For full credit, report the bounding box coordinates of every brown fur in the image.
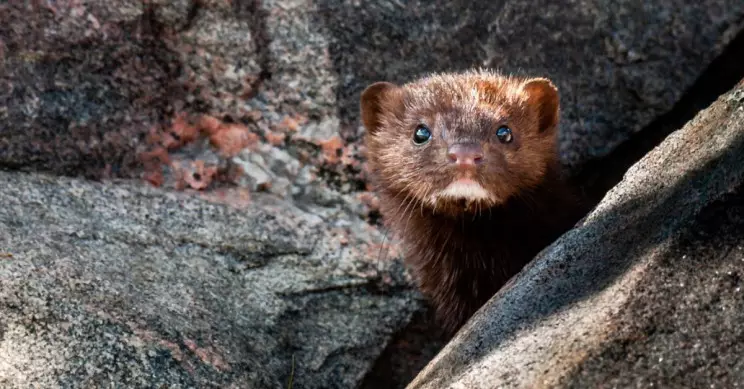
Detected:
[360,69,580,334]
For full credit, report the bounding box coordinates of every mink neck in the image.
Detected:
[376,171,579,334]
[380,171,575,263]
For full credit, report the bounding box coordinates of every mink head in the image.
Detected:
[360,70,561,216]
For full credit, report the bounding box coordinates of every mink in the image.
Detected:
[360,69,581,334]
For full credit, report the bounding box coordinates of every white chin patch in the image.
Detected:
[436,180,491,201]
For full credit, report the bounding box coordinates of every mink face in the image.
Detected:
[360,70,577,335]
[361,71,561,217]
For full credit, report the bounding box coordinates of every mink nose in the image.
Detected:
[447,143,484,167]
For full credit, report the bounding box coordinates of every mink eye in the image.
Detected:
[496,126,513,143]
[413,124,432,145]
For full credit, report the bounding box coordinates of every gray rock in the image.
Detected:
[0,173,419,388]
[233,150,273,191]
[0,1,186,178]
[3,1,743,180]
[406,80,744,388]
[295,117,342,144]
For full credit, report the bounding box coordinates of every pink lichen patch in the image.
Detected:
[172,160,218,191]
[183,338,231,372]
[166,112,201,148]
[208,123,260,157]
[319,135,345,164]
[265,130,286,146]
[198,114,223,136]
[143,113,201,151]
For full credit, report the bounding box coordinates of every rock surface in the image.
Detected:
[407,80,744,388]
[0,173,418,389]
[2,1,744,184]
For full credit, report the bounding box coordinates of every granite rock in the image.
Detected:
[2,0,743,181]
[0,173,418,389]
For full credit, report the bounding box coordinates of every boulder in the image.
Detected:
[406,80,744,388]
[0,174,419,388]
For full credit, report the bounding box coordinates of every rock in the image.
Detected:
[0,1,185,178]
[0,172,419,388]
[3,1,743,181]
[406,79,744,388]
[232,150,274,191]
[295,117,343,145]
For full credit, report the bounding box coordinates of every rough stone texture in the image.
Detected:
[0,1,184,177]
[2,1,744,184]
[0,173,419,389]
[406,80,744,388]
[564,184,744,388]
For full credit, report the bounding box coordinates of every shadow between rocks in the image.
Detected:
[571,28,744,205]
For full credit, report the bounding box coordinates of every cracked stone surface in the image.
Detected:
[407,79,744,389]
[0,173,419,388]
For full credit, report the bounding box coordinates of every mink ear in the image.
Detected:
[360,81,402,135]
[522,78,560,133]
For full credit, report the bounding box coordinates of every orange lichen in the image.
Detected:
[319,135,345,164]
[208,123,259,157]
[198,114,223,135]
[183,338,231,372]
[172,160,218,191]
[265,130,286,146]
[167,112,200,146]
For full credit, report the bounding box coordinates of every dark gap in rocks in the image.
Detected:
[358,305,448,389]
[571,28,744,207]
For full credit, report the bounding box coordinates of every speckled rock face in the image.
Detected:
[406,80,744,388]
[2,0,743,187]
[0,173,418,388]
